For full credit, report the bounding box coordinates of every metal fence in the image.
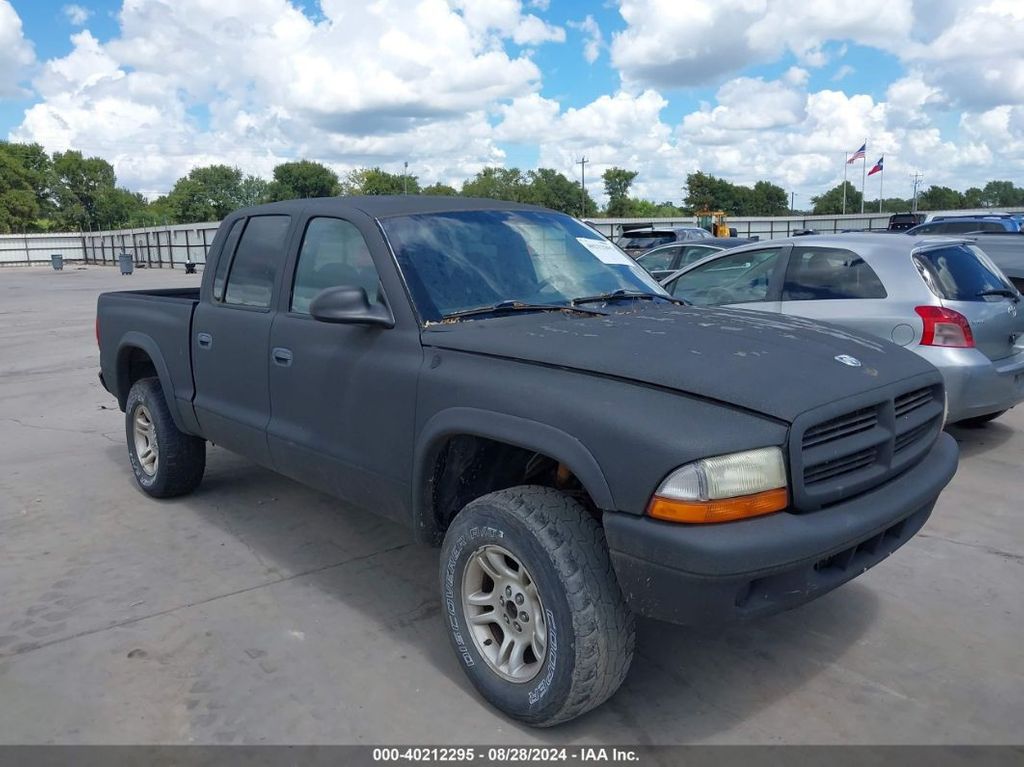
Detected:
[0,222,220,268]
[3,208,1021,268]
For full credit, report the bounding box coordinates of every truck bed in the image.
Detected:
[97,287,200,419]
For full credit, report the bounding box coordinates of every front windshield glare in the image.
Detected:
[381,210,668,322]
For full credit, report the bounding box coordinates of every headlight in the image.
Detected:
[647,446,789,524]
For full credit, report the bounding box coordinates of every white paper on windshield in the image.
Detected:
[576,237,634,266]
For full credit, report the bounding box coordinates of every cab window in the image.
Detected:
[223,215,291,308]
[291,218,382,314]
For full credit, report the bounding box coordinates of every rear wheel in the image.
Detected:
[439,486,635,727]
[958,409,1007,427]
[125,378,205,497]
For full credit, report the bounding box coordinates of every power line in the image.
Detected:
[910,172,924,212]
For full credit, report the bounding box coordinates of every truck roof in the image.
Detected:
[234,195,545,219]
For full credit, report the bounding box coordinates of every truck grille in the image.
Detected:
[790,382,944,511]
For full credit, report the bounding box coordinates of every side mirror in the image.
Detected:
[309,285,394,328]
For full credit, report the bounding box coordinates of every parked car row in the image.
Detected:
[651,233,1024,425]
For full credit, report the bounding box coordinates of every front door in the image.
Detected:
[267,215,421,523]
[192,214,294,466]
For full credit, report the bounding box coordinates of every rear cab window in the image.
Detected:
[913,244,1017,302]
[221,215,291,308]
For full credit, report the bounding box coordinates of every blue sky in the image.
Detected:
[1,0,1021,204]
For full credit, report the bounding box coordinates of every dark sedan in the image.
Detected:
[635,237,755,280]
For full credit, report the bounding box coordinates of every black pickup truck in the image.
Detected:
[97,197,959,726]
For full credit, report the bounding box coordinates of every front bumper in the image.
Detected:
[604,432,959,625]
[916,346,1024,423]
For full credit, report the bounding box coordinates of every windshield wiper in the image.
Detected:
[571,289,686,306]
[977,288,1020,301]
[440,300,607,321]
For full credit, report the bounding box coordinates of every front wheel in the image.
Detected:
[125,378,205,498]
[439,486,635,727]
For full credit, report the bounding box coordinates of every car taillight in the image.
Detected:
[915,306,974,348]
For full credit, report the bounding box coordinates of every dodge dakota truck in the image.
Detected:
[97,197,959,726]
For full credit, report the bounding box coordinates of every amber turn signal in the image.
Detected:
[647,487,789,524]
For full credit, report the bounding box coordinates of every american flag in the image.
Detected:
[847,143,866,163]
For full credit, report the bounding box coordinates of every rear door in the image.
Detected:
[663,246,789,312]
[778,246,898,342]
[913,244,1024,361]
[192,214,295,465]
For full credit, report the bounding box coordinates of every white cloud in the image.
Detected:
[62,4,92,26]
[0,0,35,98]
[610,0,914,88]
[11,0,562,195]
[567,15,603,64]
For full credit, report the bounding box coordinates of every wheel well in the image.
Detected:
[427,435,598,544]
[118,346,158,407]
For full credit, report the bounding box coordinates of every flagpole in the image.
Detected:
[860,138,867,214]
[879,163,884,213]
[842,153,848,215]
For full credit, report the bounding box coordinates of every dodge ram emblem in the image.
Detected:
[834,354,862,367]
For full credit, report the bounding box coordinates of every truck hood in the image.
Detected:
[422,304,937,422]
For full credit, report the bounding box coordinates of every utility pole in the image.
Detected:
[790,191,796,213]
[578,156,589,218]
[403,161,409,195]
[910,172,924,212]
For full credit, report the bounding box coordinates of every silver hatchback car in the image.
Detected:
[660,233,1024,425]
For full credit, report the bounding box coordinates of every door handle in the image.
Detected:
[272,347,293,367]
[197,332,213,349]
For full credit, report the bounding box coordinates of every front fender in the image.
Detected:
[412,407,615,542]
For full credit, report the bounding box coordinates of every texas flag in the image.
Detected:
[868,156,884,176]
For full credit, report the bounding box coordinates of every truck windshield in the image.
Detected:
[382,210,668,322]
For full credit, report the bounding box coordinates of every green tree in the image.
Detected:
[50,150,119,230]
[165,165,248,223]
[749,180,788,215]
[683,171,752,214]
[268,160,340,201]
[96,187,149,228]
[342,167,419,195]
[962,187,985,208]
[917,185,964,211]
[811,181,862,215]
[238,174,270,207]
[524,168,596,216]
[461,167,528,201]
[981,180,1024,208]
[602,167,639,216]
[421,182,458,196]
[625,198,684,217]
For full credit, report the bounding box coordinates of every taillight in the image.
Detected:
[915,306,974,348]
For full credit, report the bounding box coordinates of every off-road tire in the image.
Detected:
[439,486,635,726]
[125,377,205,498]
